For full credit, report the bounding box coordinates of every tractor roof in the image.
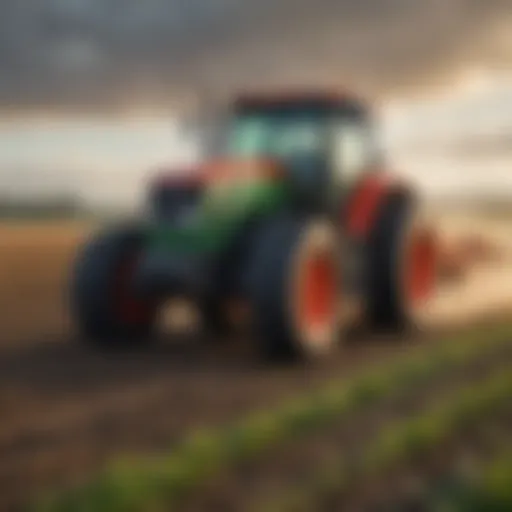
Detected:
[233,89,367,115]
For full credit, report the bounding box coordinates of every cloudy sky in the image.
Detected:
[0,0,511,111]
[0,0,511,206]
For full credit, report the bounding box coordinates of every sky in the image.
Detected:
[384,70,512,199]
[2,70,512,208]
[1,0,511,110]
[0,0,511,207]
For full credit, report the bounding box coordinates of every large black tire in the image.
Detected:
[366,194,435,330]
[246,216,343,361]
[71,225,158,348]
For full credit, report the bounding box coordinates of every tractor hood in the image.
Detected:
[147,158,291,256]
[201,157,286,183]
[200,158,288,216]
[151,158,285,188]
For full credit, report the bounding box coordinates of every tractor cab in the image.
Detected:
[151,92,383,221]
[213,92,382,211]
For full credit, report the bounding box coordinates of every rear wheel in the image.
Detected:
[366,196,438,330]
[247,216,342,361]
[71,225,158,348]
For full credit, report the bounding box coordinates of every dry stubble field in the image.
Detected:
[0,213,511,510]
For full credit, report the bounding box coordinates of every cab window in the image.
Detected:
[331,120,375,185]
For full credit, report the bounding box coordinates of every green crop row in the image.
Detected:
[418,444,512,512]
[34,323,512,512]
[453,449,512,511]
[260,366,512,512]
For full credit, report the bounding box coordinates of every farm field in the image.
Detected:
[0,212,511,511]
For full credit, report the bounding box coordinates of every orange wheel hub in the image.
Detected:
[299,251,337,337]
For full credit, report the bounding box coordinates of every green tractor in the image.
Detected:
[71,91,438,360]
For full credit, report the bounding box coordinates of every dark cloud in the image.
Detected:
[0,0,510,111]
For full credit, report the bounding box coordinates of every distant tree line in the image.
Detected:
[0,195,90,219]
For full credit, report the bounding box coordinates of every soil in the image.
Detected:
[0,215,510,511]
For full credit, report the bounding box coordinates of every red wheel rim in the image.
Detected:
[113,256,153,325]
[405,230,437,305]
[298,251,337,341]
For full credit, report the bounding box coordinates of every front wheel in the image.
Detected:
[247,216,343,361]
[71,225,158,348]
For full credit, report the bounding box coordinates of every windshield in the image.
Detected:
[225,113,327,160]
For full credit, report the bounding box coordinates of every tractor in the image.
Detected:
[71,91,438,360]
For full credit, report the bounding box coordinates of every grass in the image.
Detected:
[259,366,512,512]
[33,322,512,512]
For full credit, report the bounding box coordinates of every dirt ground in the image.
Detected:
[0,221,94,348]
[0,212,511,510]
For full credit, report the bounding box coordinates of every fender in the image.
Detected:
[345,173,414,240]
[149,165,203,189]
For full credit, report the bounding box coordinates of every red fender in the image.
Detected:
[149,165,203,188]
[148,165,209,198]
[345,173,412,240]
